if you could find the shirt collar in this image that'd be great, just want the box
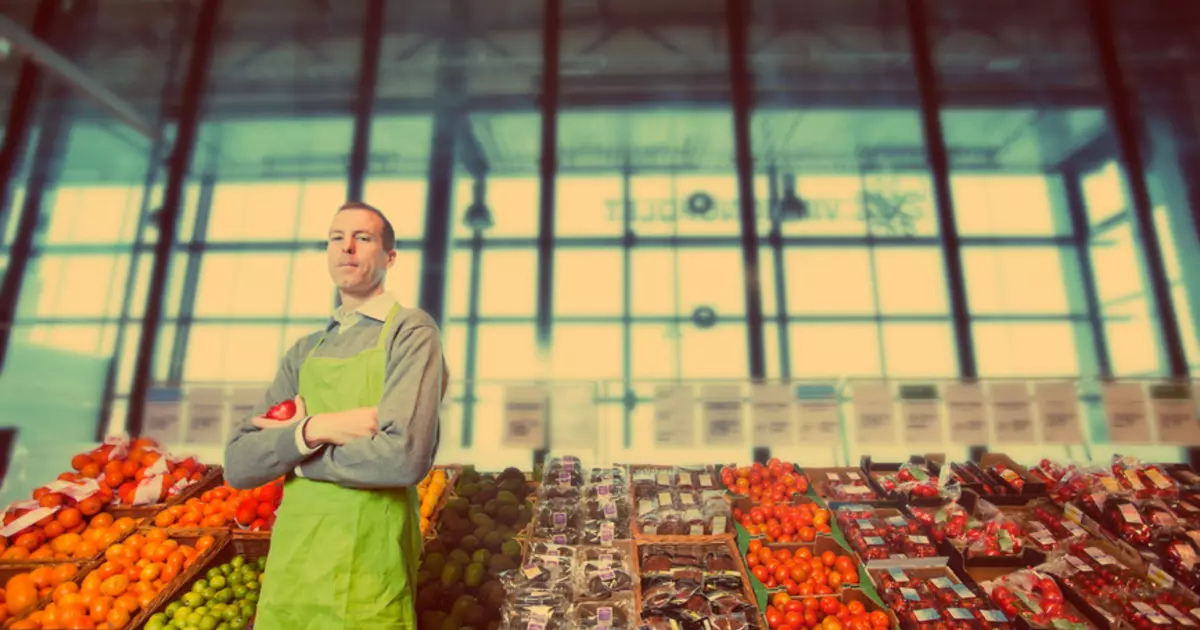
[332,292,398,327]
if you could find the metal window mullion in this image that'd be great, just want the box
[166,172,216,384]
[346,0,386,202]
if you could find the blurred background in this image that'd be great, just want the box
[0,0,1197,497]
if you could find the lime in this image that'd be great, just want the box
[230,616,247,630]
[244,580,259,592]
[174,607,193,623]
[209,575,227,589]
[187,611,205,627]
[145,613,169,630]
[193,579,209,593]
[165,603,182,618]
[199,615,219,630]
[183,592,205,608]
[207,568,223,580]
[232,585,247,600]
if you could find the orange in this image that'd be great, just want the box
[99,574,129,598]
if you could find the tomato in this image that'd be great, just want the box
[821,550,837,567]
[772,592,791,610]
[753,565,769,583]
[820,596,840,615]
[869,610,890,628]
[789,564,808,582]
[834,555,855,576]
[822,617,844,630]
[748,539,763,554]
[766,609,782,628]
[827,570,844,590]
[785,611,804,627]
[785,600,804,613]
[265,399,297,420]
[846,601,865,616]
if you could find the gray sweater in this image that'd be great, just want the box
[223,302,444,490]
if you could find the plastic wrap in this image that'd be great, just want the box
[979,569,1091,629]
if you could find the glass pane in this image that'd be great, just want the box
[630,324,680,380]
[18,255,129,318]
[963,248,1072,314]
[551,325,622,380]
[478,250,536,316]
[183,325,284,383]
[1090,223,1146,303]
[790,324,881,378]
[557,176,623,237]
[1082,162,1129,226]
[116,323,175,391]
[361,179,428,241]
[446,249,471,317]
[454,175,540,240]
[680,324,749,380]
[193,254,291,317]
[130,253,189,319]
[205,183,302,241]
[442,322,468,387]
[631,248,745,316]
[784,249,874,314]
[951,176,1065,236]
[386,251,422,310]
[751,0,936,239]
[295,180,359,241]
[881,323,958,379]
[1104,297,1164,376]
[974,322,1082,377]
[475,324,539,381]
[288,251,334,318]
[555,250,622,316]
[628,173,742,238]
[875,248,949,314]
[43,186,142,244]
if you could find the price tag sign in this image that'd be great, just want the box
[502,386,548,449]
[548,384,598,450]
[1103,382,1152,444]
[851,382,895,444]
[144,387,182,444]
[796,383,840,445]
[945,383,988,444]
[751,384,794,447]
[185,386,225,445]
[1151,383,1200,445]
[1034,382,1083,444]
[654,384,695,447]
[900,384,943,443]
[702,384,744,445]
[228,387,264,431]
[990,382,1035,443]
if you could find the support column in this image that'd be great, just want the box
[127,0,222,436]
[0,0,91,376]
[0,0,57,242]
[1086,0,1188,379]
[416,1,467,327]
[535,0,562,350]
[166,173,216,384]
[346,0,385,202]
[725,0,767,383]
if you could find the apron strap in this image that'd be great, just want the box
[376,303,402,349]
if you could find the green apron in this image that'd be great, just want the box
[255,304,422,629]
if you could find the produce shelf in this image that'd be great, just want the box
[114,528,231,630]
[107,465,225,523]
[0,559,100,629]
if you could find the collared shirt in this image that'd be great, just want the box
[293,292,401,470]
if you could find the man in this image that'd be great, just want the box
[224,201,446,629]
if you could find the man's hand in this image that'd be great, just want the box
[251,395,307,429]
[303,407,379,447]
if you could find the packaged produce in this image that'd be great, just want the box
[572,546,633,599]
[534,499,583,545]
[638,543,764,629]
[979,569,1092,629]
[568,596,635,629]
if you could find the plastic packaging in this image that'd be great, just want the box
[569,597,636,629]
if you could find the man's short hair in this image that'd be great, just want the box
[338,201,396,251]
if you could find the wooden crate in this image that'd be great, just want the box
[631,537,763,626]
[108,466,225,523]
[0,559,98,629]
[0,515,142,567]
[96,528,230,630]
[129,532,267,630]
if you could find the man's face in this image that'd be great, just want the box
[327,209,395,293]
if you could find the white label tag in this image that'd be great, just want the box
[702,384,745,446]
[751,384,795,447]
[992,382,1036,443]
[945,383,988,444]
[503,386,549,449]
[0,506,59,537]
[1104,382,1152,443]
[654,384,696,447]
[1036,382,1084,443]
[851,382,895,444]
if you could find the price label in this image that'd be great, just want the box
[185,386,225,445]
[1035,382,1083,444]
[144,387,183,444]
[851,382,895,444]
[900,384,943,443]
[702,384,744,445]
[990,382,1035,443]
[945,383,988,444]
[654,384,695,447]
[796,383,840,445]
[1151,384,1200,445]
[751,384,793,447]
[502,386,548,449]
[1103,382,1152,444]
[1147,564,1176,589]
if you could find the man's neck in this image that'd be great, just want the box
[339,286,385,314]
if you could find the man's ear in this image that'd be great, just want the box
[387,249,397,268]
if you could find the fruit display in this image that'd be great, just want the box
[870,568,1013,628]
[816,470,880,502]
[414,465,534,629]
[151,477,284,532]
[720,459,809,501]
[734,501,831,543]
[0,563,81,625]
[141,553,265,630]
[871,462,940,502]
[633,465,727,538]
[978,570,1090,628]
[7,528,214,629]
[836,504,934,563]
[417,467,451,537]
[0,509,139,564]
[743,539,859,593]
[62,438,211,507]
[639,542,765,629]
